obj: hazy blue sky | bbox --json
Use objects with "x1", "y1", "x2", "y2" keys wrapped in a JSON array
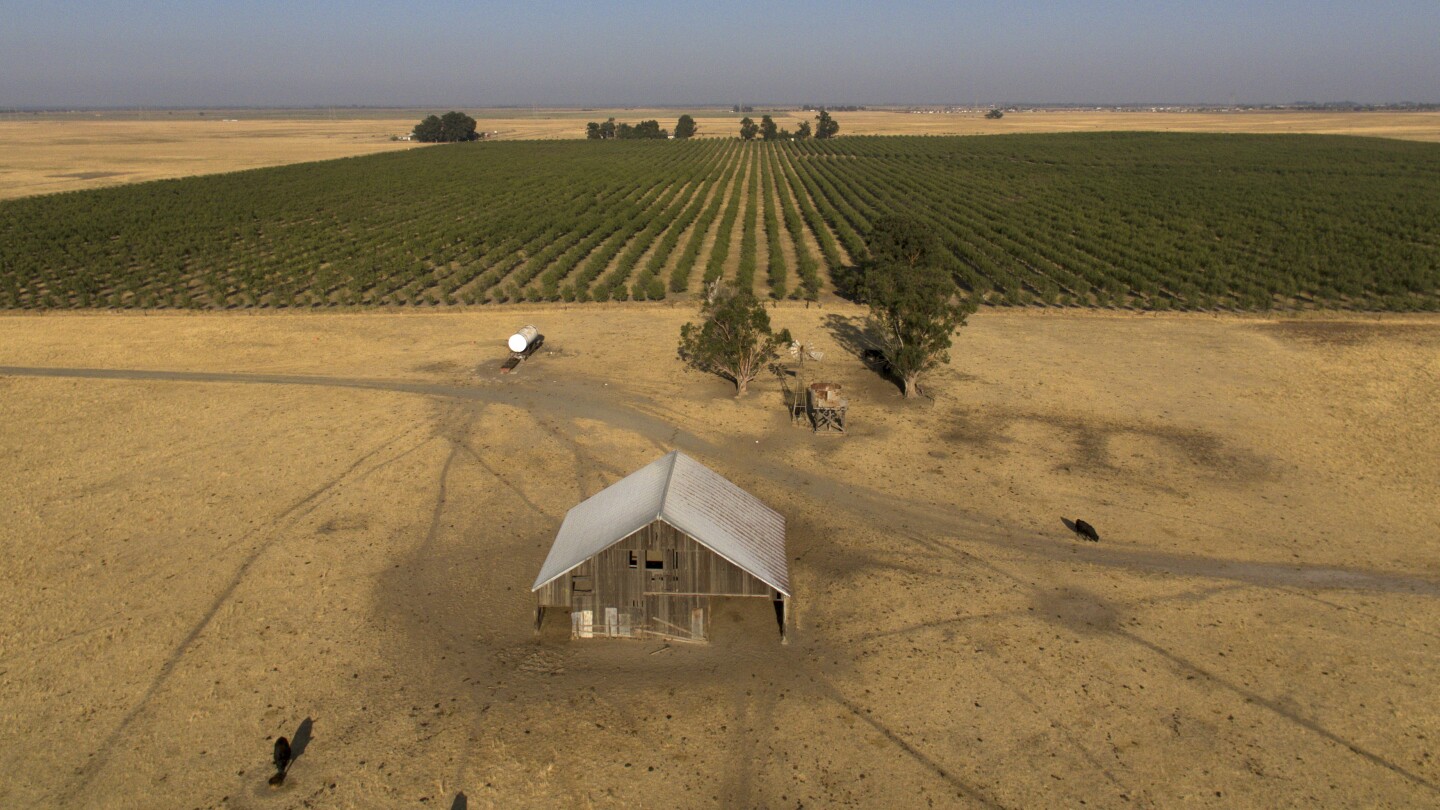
[{"x1": 2, "y1": 1, "x2": 1436, "y2": 107}]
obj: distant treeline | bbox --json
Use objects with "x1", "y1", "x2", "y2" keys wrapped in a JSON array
[
  {"x1": 585, "y1": 117, "x2": 679, "y2": 140},
  {"x1": 1, "y1": 133, "x2": 1437, "y2": 311}
]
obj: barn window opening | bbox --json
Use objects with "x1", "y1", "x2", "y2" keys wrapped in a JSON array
[
  {"x1": 627, "y1": 551, "x2": 638, "y2": 569},
  {"x1": 645, "y1": 550, "x2": 665, "y2": 570},
  {"x1": 572, "y1": 575, "x2": 592, "y2": 592}
]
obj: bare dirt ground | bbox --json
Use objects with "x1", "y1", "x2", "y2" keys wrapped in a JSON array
[
  {"x1": 2, "y1": 306, "x2": 1438, "y2": 808},
  {"x1": 4, "y1": 109, "x2": 1437, "y2": 200}
]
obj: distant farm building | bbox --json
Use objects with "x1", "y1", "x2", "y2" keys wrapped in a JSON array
[{"x1": 532, "y1": 451, "x2": 790, "y2": 643}]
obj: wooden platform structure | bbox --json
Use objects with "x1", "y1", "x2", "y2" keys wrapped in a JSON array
[
  {"x1": 499, "y1": 334, "x2": 544, "y2": 373},
  {"x1": 806, "y1": 382, "x2": 848, "y2": 434},
  {"x1": 777, "y1": 365, "x2": 849, "y2": 435}
]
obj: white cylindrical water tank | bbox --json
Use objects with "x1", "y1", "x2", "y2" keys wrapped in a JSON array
[{"x1": 507, "y1": 325, "x2": 539, "y2": 353}]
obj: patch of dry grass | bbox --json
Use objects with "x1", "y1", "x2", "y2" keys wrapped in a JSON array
[
  {"x1": 2, "y1": 306, "x2": 1438, "y2": 807},
  {"x1": 0, "y1": 119, "x2": 422, "y2": 200},
  {"x1": 3, "y1": 109, "x2": 1436, "y2": 200}
]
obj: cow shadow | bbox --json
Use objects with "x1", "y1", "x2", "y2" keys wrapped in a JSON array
[{"x1": 291, "y1": 717, "x2": 314, "y2": 761}]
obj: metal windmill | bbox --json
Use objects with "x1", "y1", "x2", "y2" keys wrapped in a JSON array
[{"x1": 784, "y1": 340, "x2": 824, "y2": 425}]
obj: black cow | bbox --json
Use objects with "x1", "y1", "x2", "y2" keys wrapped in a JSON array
[
  {"x1": 269, "y1": 736, "x2": 292, "y2": 786},
  {"x1": 861, "y1": 348, "x2": 890, "y2": 372},
  {"x1": 1073, "y1": 519, "x2": 1100, "y2": 542}
]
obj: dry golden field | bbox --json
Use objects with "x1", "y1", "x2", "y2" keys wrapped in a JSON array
[
  {"x1": 3, "y1": 109, "x2": 1438, "y2": 200},
  {"x1": 0, "y1": 118, "x2": 423, "y2": 200},
  {"x1": 2, "y1": 306, "x2": 1439, "y2": 808},
  {"x1": 865, "y1": 109, "x2": 1440, "y2": 140}
]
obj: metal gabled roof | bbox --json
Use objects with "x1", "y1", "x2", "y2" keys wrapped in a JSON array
[{"x1": 531, "y1": 451, "x2": 790, "y2": 597}]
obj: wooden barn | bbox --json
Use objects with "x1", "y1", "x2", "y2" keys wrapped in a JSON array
[{"x1": 531, "y1": 451, "x2": 790, "y2": 643}]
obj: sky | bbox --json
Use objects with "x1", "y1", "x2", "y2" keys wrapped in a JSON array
[{"x1": 2, "y1": 1, "x2": 1437, "y2": 108}]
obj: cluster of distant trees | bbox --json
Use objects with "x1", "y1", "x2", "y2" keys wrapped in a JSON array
[
  {"x1": 738, "y1": 110, "x2": 838, "y2": 141},
  {"x1": 586, "y1": 115, "x2": 698, "y2": 140},
  {"x1": 582, "y1": 110, "x2": 840, "y2": 142},
  {"x1": 412, "y1": 111, "x2": 482, "y2": 143},
  {"x1": 985, "y1": 109, "x2": 1005, "y2": 119},
  {"x1": 801, "y1": 104, "x2": 865, "y2": 112}
]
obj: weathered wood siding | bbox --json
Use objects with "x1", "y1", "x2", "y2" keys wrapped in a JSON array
[
  {"x1": 640, "y1": 521, "x2": 778, "y2": 597},
  {"x1": 535, "y1": 519, "x2": 779, "y2": 640}
]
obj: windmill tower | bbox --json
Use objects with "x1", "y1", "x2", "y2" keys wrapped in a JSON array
[{"x1": 784, "y1": 340, "x2": 824, "y2": 424}]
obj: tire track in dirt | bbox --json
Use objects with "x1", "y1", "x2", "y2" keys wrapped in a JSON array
[
  {"x1": 6, "y1": 364, "x2": 1439, "y2": 598},
  {"x1": 15, "y1": 362, "x2": 1440, "y2": 803},
  {"x1": 943, "y1": 542, "x2": 1440, "y2": 800},
  {"x1": 58, "y1": 421, "x2": 433, "y2": 804},
  {"x1": 809, "y1": 672, "x2": 1007, "y2": 808},
  {"x1": 456, "y1": 440, "x2": 556, "y2": 521}
]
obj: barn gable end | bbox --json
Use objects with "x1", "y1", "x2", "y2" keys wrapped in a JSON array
[{"x1": 532, "y1": 451, "x2": 789, "y2": 642}]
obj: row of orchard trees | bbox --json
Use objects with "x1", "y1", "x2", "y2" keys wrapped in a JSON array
[{"x1": 5, "y1": 133, "x2": 1435, "y2": 312}]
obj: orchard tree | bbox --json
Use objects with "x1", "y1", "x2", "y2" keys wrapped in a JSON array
[
  {"x1": 866, "y1": 213, "x2": 943, "y2": 271},
  {"x1": 739, "y1": 116, "x2": 759, "y2": 140},
  {"x1": 760, "y1": 115, "x2": 779, "y2": 141},
  {"x1": 678, "y1": 282, "x2": 792, "y2": 397},
  {"x1": 586, "y1": 121, "x2": 602, "y2": 139},
  {"x1": 674, "y1": 114, "x2": 698, "y2": 138},
  {"x1": 814, "y1": 109, "x2": 839, "y2": 138},
  {"x1": 858, "y1": 215, "x2": 976, "y2": 398}
]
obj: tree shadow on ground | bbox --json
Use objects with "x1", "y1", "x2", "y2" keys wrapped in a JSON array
[{"x1": 821, "y1": 312, "x2": 905, "y2": 395}]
